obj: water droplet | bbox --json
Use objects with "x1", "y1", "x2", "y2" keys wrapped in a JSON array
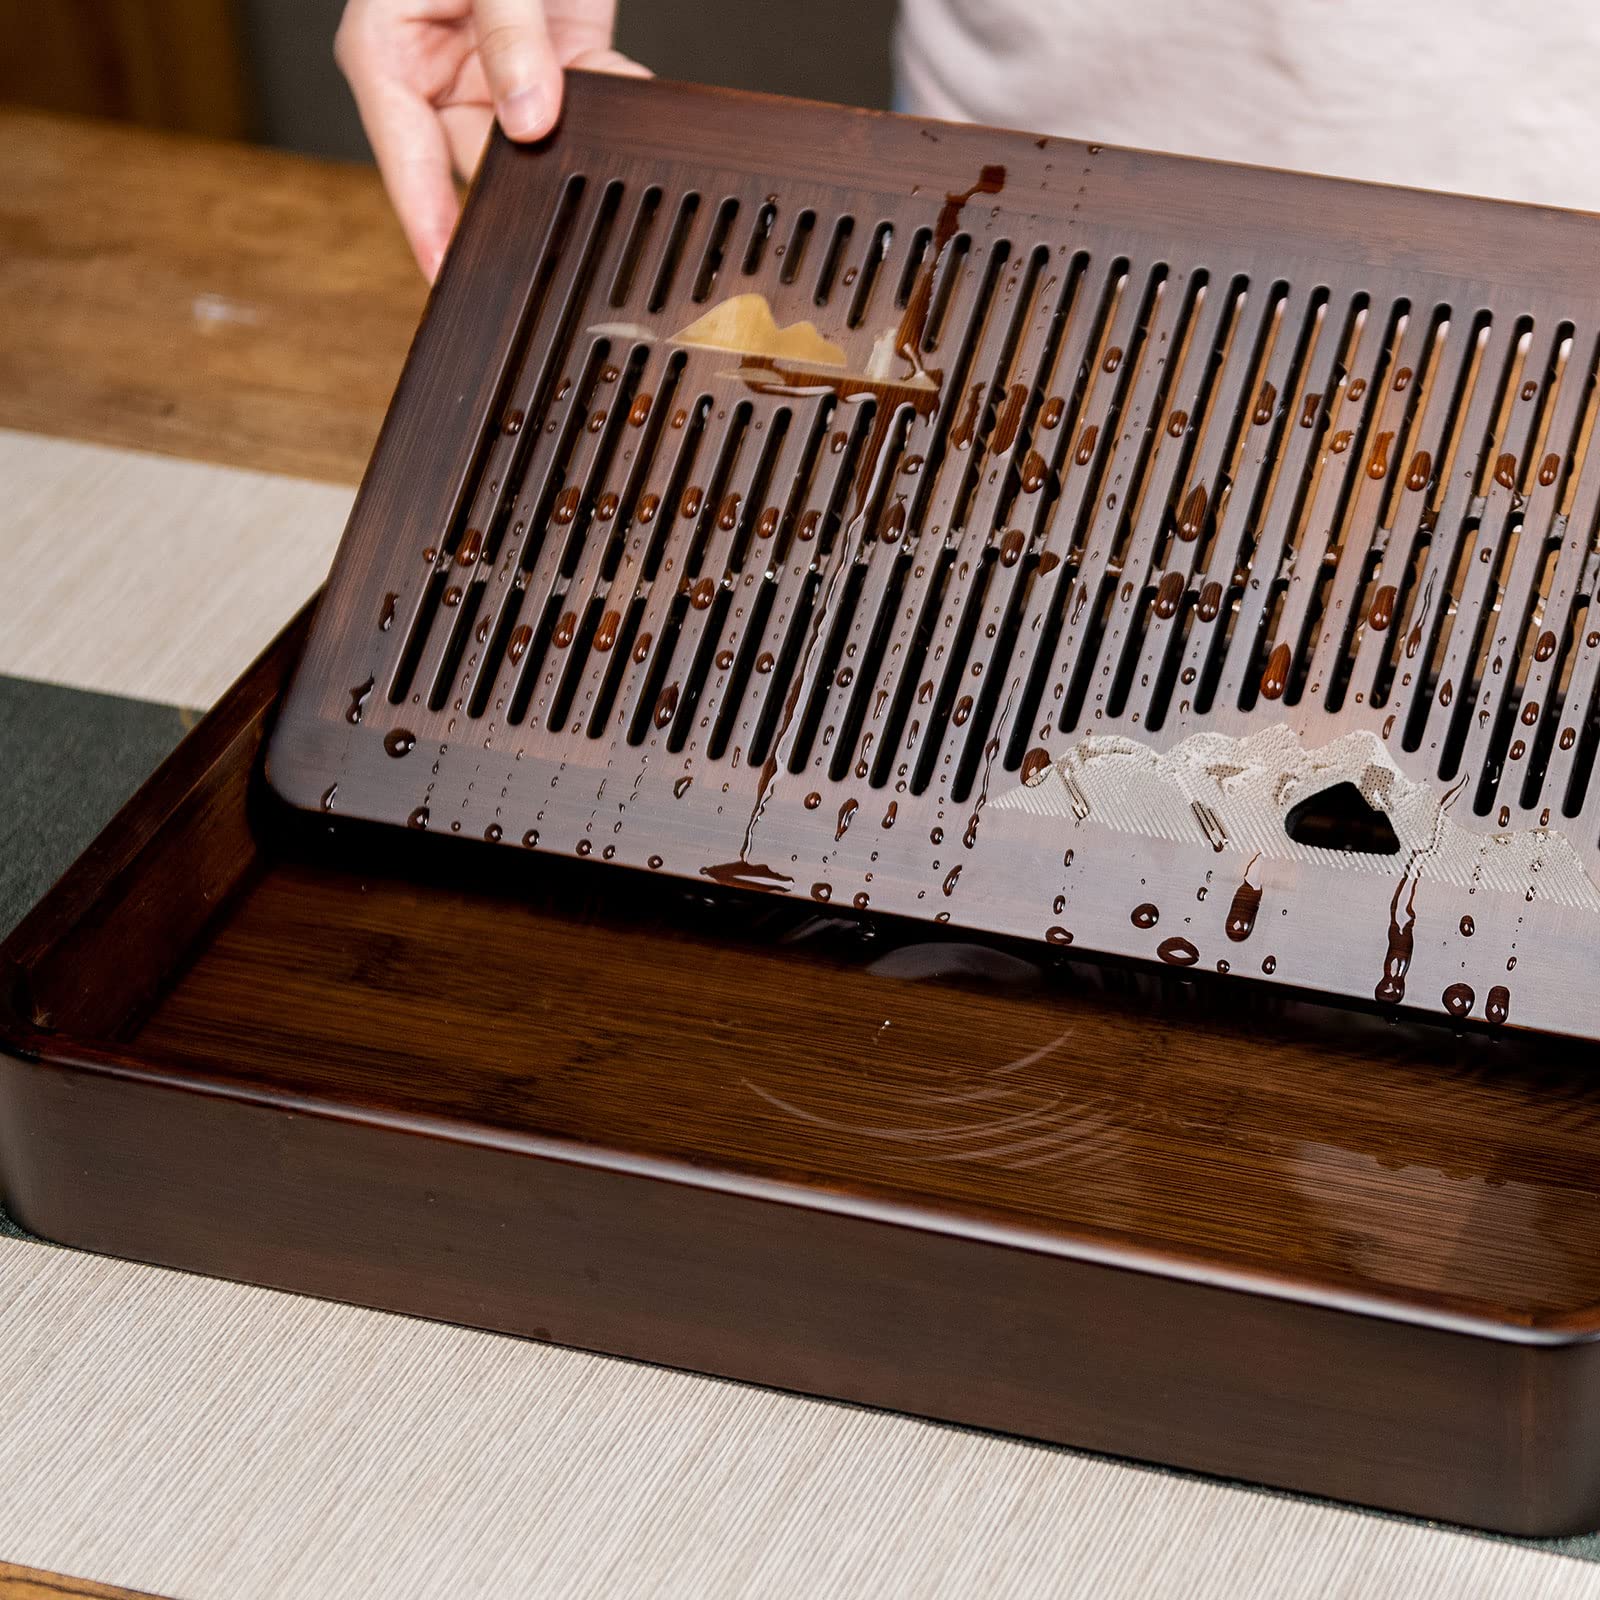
[
  {"x1": 1259, "y1": 643, "x2": 1291, "y2": 700},
  {"x1": 1226, "y1": 873, "x2": 1262, "y2": 941},
  {"x1": 1176, "y1": 484, "x2": 1208, "y2": 542},
  {"x1": 346, "y1": 677, "x2": 375, "y2": 724}
]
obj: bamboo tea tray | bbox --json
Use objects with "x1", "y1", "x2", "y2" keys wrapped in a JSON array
[{"x1": 11, "y1": 77, "x2": 1600, "y2": 1537}]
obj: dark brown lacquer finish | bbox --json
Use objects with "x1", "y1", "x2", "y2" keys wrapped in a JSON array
[
  {"x1": 269, "y1": 75, "x2": 1600, "y2": 1036},
  {"x1": 11, "y1": 612, "x2": 1600, "y2": 1533}
]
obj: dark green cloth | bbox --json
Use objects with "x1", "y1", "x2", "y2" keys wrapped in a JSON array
[
  {"x1": 0, "y1": 675, "x2": 191, "y2": 941},
  {"x1": 0, "y1": 674, "x2": 190, "y2": 1240}
]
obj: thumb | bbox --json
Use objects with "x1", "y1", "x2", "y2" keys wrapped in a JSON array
[{"x1": 473, "y1": 0, "x2": 563, "y2": 140}]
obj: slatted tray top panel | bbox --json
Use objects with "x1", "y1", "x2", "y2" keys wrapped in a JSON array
[{"x1": 268, "y1": 72, "x2": 1600, "y2": 1037}]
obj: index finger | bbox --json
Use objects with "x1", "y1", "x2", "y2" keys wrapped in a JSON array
[{"x1": 349, "y1": 74, "x2": 461, "y2": 282}]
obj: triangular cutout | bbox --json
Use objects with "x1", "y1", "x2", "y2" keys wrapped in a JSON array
[{"x1": 1283, "y1": 781, "x2": 1400, "y2": 855}]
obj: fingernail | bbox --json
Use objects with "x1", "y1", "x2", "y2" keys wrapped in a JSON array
[{"x1": 498, "y1": 87, "x2": 547, "y2": 140}]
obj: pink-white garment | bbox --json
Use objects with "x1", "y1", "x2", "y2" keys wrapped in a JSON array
[{"x1": 895, "y1": 0, "x2": 1600, "y2": 211}]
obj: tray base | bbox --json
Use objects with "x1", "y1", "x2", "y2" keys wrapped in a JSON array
[{"x1": 6, "y1": 617, "x2": 1600, "y2": 1536}]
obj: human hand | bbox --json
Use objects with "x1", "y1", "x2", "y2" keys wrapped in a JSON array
[{"x1": 336, "y1": 0, "x2": 648, "y2": 281}]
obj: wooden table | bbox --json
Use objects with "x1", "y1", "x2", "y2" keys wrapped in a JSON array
[{"x1": 0, "y1": 107, "x2": 421, "y2": 484}]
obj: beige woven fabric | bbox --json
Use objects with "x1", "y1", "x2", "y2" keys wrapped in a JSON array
[
  {"x1": 2, "y1": 434, "x2": 1598, "y2": 1597},
  {"x1": 0, "y1": 1238, "x2": 1595, "y2": 1600},
  {"x1": 0, "y1": 428, "x2": 352, "y2": 708}
]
